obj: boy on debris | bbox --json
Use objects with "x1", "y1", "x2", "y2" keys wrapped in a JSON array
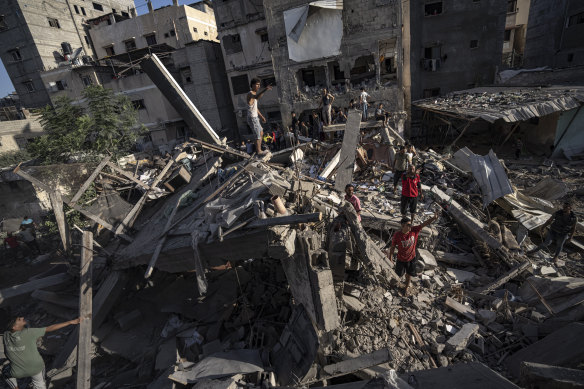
[
  {"x1": 527, "y1": 201, "x2": 577, "y2": 263},
  {"x1": 3, "y1": 316, "x2": 81, "y2": 389},
  {"x1": 392, "y1": 145, "x2": 408, "y2": 195},
  {"x1": 389, "y1": 211, "x2": 440, "y2": 296},
  {"x1": 400, "y1": 164, "x2": 422, "y2": 222},
  {"x1": 344, "y1": 184, "x2": 361, "y2": 221}
]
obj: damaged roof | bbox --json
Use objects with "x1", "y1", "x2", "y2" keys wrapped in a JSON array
[{"x1": 413, "y1": 86, "x2": 584, "y2": 123}]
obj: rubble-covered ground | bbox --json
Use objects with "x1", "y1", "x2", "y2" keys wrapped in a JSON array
[{"x1": 1, "y1": 124, "x2": 584, "y2": 389}]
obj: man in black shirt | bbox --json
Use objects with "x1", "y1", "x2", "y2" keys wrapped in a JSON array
[{"x1": 527, "y1": 201, "x2": 578, "y2": 262}]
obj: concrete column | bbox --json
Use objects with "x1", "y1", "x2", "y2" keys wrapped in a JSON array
[{"x1": 401, "y1": 0, "x2": 412, "y2": 137}]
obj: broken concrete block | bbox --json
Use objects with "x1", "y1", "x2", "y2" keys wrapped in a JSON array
[
  {"x1": 540, "y1": 266, "x2": 557, "y2": 276},
  {"x1": 309, "y1": 266, "x2": 340, "y2": 331},
  {"x1": 343, "y1": 295, "x2": 365, "y2": 312},
  {"x1": 418, "y1": 248, "x2": 438, "y2": 269},
  {"x1": 445, "y1": 323, "x2": 479, "y2": 356},
  {"x1": 477, "y1": 309, "x2": 497, "y2": 325}
]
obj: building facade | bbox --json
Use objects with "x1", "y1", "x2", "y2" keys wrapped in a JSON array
[
  {"x1": 0, "y1": 0, "x2": 136, "y2": 108},
  {"x1": 213, "y1": 0, "x2": 280, "y2": 135},
  {"x1": 523, "y1": 0, "x2": 584, "y2": 68},
  {"x1": 502, "y1": 0, "x2": 531, "y2": 68},
  {"x1": 409, "y1": 0, "x2": 507, "y2": 100},
  {"x1": 88, "y1": 1, "x2": 218, "y2": 60},
  {"x1": 265, "y1": 0, "x2": 403, "y2": 128}
]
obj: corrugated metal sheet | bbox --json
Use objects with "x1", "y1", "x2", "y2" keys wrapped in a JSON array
[{"x1": 469, "y1": 150, "x2": 513, "y2": 208}]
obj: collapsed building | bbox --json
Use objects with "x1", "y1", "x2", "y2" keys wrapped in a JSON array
[{"x1": 1, "y1": 101, "x2": 584, "y2": 387}]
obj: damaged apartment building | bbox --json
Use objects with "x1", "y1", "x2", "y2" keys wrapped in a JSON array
[
  {"x1": 37, "y1": 0, "x2": 237, "y2": 151},
  {"x1": 215, "y1": 0, "x2": 404, "y2": 136}
]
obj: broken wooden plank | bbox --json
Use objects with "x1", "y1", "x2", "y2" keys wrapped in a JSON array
[
  {"x1": 475, "y1": 261, "x2": 531, "y2": 294},
  {"x1": 115, "y1": 158, "x2": 175, "y2": 236},
  {"x1": 334, "y1": 110, "x2": 361, "y2": 191},
  {"x1": 49, "y1": 189, "x2": 71, "y2": 253},
  {"x1": 322, "y1": 348, "x2": 392, "y2": 378},
  {"x1": 69, "y1": 204, "x2": 133, "y2": 243},
  {"x1": 31, "y1": 290, "x2": 78, "y2": 309},
  {"x1": 407, "y1": 322, "x2": 438, "y2": 368},
  {"x1": 69, "y1": 156, "x2": 111, "y2": 206},
  {"x1": 190, "y1": 137, "x2": 251, "y2": 160},
  {"x1": 247, "y1": 212, "x2": 322, "y2": 228},
  {"x1": 106, "y1": 161, "x2": 152, "y2": 190},
  {"x1": 445, "y1": 296, "x2": 476, "y2": 321},
  {"x1": 0, "y1": 273, "x2": 70, "y2": 306},
  {"x1": 319, "y1": 149, "x2": 341, "y2": 179},
  {"x1": 77, "y1": 231, "x2": 93, "y2": 389}
]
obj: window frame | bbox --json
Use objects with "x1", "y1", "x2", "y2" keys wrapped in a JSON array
[
  {"x1": 424, "y1": 2, "x2": 443, "y2": 17},
  {"x1": 8, "y1": 48, "x2": 22, "y2": 61},
  {"x1": 23, "y1": 81, "x2": 35, "y2": 92},
  {"x1": 132, "y1": 99, "x2": 146, "y2": 110},
  {"x1": 145, "y1": 33, "x2": 157, "y2": 46},
  {"x1": 470, "y1": 39, "x2": 479, "y2": 49},
  {"x1": 47, "y1": 17, "x2": 61, "y2": 29},
  {"x1": 104, "y1": 45, "x2": 115, "y2": 56},
  {"x1": 92, "y1": 2, "x2": 104, "y2": 12},
  {"x1": 124, "y1": 39, "x2": 136, "y2": 52}
]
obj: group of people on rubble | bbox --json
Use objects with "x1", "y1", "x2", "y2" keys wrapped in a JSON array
[
  {"x1": 342, "y1": 141, "x2": 578, "y2": 297},
  {"x1": 244, "y1": 77, "x2": 393, "y2": 153},
  {"x1": 3, "y1": 216, "x2": 42, "y2": 260}
]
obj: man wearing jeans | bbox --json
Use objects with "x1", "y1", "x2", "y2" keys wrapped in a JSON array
[
  {"x1": 359, "y1": 87, "x2": 370, "y2": 121},
  {"x1": 3, "y1": 316, "x2": 81, "y2": 388},
  {"x1": 527, "y1": 201, "x2": 577, "y2": 263}
]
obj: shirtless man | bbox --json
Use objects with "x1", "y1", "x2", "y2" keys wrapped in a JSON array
[{"x1": 247, "y1": 78, "x2": 272, "y2": 155}]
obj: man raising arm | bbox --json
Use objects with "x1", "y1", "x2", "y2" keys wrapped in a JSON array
[{"x1": 247, "y1": 78, "x2": 272, "y2": 155}]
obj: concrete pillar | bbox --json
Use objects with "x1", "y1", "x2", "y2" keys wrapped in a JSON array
[
  {"x1": 401, "y1": 0, "x2": 412, "y2": 137},
  {"x1": 147, "y1": 1, "x2": 153, "y2": 13}
]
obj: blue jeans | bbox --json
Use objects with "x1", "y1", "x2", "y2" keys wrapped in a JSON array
[
  {"x1": 538, "y1": 229, "x2": 569, "y2": 258},
  {"x1": 362, "y1": 103, "x2": 368, "y2": 121}
]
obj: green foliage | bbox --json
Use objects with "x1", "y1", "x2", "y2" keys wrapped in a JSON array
[
  {"x1": 28, "y1": 85, "x2": 147, "y2": 164},
  {"x1": 0, "y1": 149, "x2": 32, "y2": 168}
]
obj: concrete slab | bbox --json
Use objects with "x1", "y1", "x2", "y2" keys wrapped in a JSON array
[
  {"x1": 334, "y1": 110, "x2": 361, "y2": 191},
  {"x1": 520, "y1": 361, "x2": 584, "y2": 388},
  {"x1": 445, "y1": 323, "x2": 479, "y2": 356},
  {"x1": 418, "y1": 248, "x2": 438, "y2": 269},
  {"x1": 401, "y1": 362, "x2": 520, "y2": 389},
  {"x1": 506, "y1": 323, "x2": 584, "y2": 377}
]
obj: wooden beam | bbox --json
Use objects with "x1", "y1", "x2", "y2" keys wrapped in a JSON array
[
  {"x1": 13, "y1": 165, "x2": 52, "y2": 192},
  {"x1": 500, "y1": 122, "x2": 521, "y2": 147},
  {"x1": 475, "y1": 261, "x2": 531, "y2": 294},
  {"x1": 190, "y1": 137, "x2": 251, "y2": 160},
  {"x1": 69, "y1": 156, "x2": 111, "y2": 206},
  {"x1": 77, "y1": 231, "x2": 93, "y2": 389},
  {"x1": 49, "y1": 189, "x2": 71, "y2": 254},
  {"x1": 407, "y1": 322, "x2": 438, "y2": 368},
  {"x1": 70, "y1": 204, "x2": 133, "y2": 243},
  {"x1": 106, "y1": 161, "x2": 152, "y2": 190},
  {"x1": 247, "y1": 212, "x2": 322, "y2": 228},
  {"x1": 0, "y1": 273, "x2": 70, "y2": 306}
]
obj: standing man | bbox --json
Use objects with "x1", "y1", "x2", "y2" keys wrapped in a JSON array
[
  {"x1": 401, "y1": 164, "x2": 422, "y2": 222},
  {"x1": 247, "y1": 78, "x2": 272, "y2": 155},
  {"x1": 318, "y1": 88, "x2": 335, "y2": 126},
  {"x1": 359, "y1": 87, "x2": 370, "y2": 121},
  {"x1": 20, "y1": 216, "x2": 36, "y2": 238},
  {"x1": 527, "y1": 201, "x2": 577, "y2": 263},
  {"x1": 388, "y1": 211, "x2": 440, "y2": 296},
  {"x1": 290, "y1": 111, "x2": 299, "y2": 135},
  {"x1": 392, "y1": 145, "x2": 408, "y2": 195},
  {"x1": 345, "y1": 184, "x2": 361, "y2": 221},
  {"x1": 3, "y1": 316, "x2": 81, "y2": 389},
  {"x1": 311, "y1": 111, "x2": 322, "y2": 141},
  {"x1": 17, "y1": 225, "x2": 40, "y2": 255}
]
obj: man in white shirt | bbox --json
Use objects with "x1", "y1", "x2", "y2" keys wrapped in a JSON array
[{"x1": 359, "y1": 87, "x2": 370, "y2": 121}]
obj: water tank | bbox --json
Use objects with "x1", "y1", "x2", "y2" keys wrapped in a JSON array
[{"x1": 61, "y1": 42, "x2": 73, "y2": 55}]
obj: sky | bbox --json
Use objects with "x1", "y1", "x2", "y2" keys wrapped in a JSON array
[{"x1": 0, "y1": 0, "x2": 200, "y2": 98}]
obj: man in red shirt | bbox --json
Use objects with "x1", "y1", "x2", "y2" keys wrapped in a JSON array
[
  {"x1": 401, "y1": 165, "x2": 422, "y2": 222},
  {"x1": 345, "y1": 184, "x2": 362, "y2": 221},
  {"x1": 388, "y1": 211, "x2": 439, "y2": 296}
]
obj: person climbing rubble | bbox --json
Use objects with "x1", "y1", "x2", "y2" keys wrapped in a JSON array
[
  {"x1": 345, "y1": 184, "x2": 361, "y2": 221},
  {"x1": 527, "y1": 201, "x2": 577, "y2": 263},
  {"x1": 400, "y1": 164, "x2": 423, "y2": 222},
  {"x1": 3, "y1": 316, "x2": 81, "y2": 389},
  {"x1": 388, "y1": 211, "x2": 440, "y2": 296}
]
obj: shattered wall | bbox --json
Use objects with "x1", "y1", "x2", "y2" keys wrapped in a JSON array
[
  {"x1": 264, "y1": 0, "x2": 403, "y2": 126},
  {"x1": 410, "y1": 0, "x2": 507, "y2": 100}
]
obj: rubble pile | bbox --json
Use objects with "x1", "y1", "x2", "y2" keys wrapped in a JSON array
[{"x1": 1, "y1": 124, "x2": 584, "y2": 389}]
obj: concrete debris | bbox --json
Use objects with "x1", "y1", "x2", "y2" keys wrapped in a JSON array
[{"x1": 2, "y1": 107, "x2": 584, "y2": 389}]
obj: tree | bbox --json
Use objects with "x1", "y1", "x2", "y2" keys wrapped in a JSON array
[{"x1": 29, "y1": 85, "x2": 146, "y2": 164}]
